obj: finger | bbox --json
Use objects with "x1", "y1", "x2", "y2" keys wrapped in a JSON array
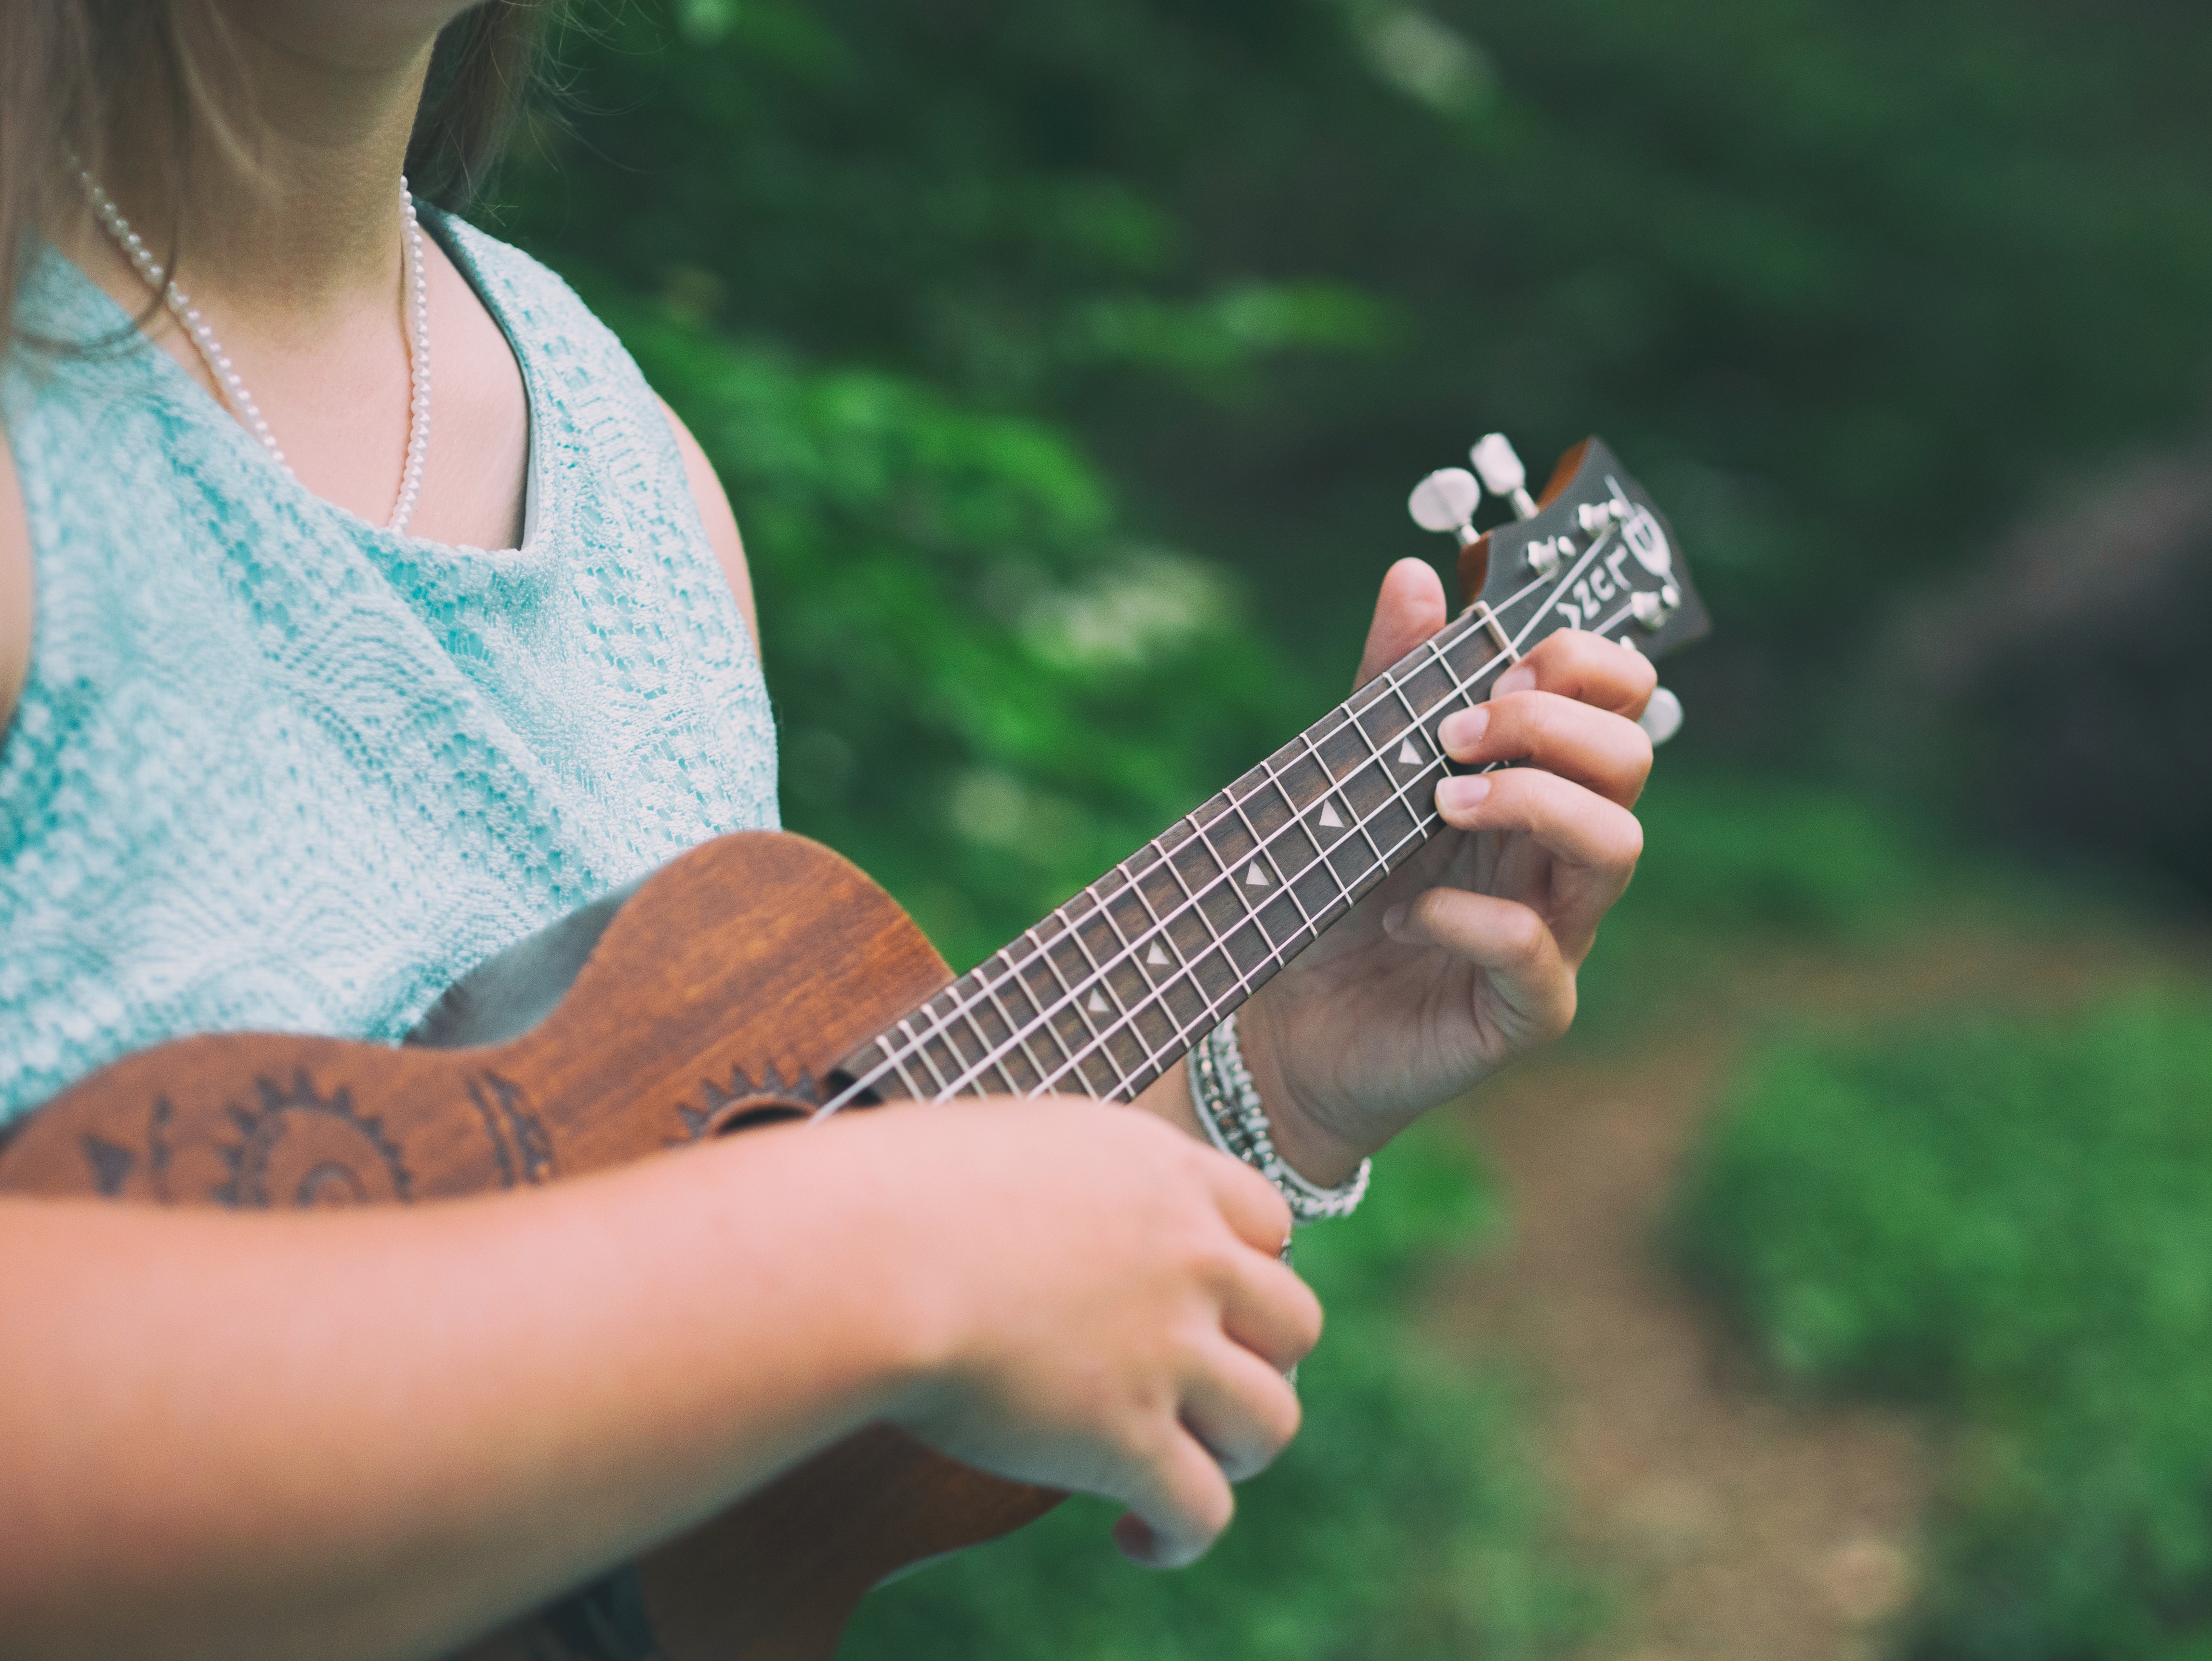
[
  {"x1": 1382, "y1": 888, "x2": 1577, "y2": 1046},
  {"x1": 1438, "y1": 691, "x2": 1653, "y2": 806},
  {"x1": 1111, "y1": 1427, "x2": 1236, "y2": 1569},
  {"x1": 1178, "y1": 1342, "x2": 1304, "y2": 1483},
  {"x1": 1489, "y1": 629, "x2": 1657, "y2": 718},
  {"x1": 1433, "y1": 768, "x2": 1644, "y2": 890},
  {"x1": 1217, "y1": 1249, "x2": 1324, "y2": 1374},
  {"x1": 1353, "y1": 558, "x2": 1448, "y2": 688},
  {"x1": 1193, "y1": 1143, "x2": 1295, "y2": 1256}
]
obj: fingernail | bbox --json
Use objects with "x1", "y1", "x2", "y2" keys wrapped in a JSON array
[
  {"x1": 1438, "y1": 707, "x2": 1489, "y2": 753},
  {"x1": 1437, "y1": 774, "x2": 1492, "y2": 816},
  {"x1": 1495, "y1": 663, "x2": 1537, "y2": 698},
  {"x1": 1382, "y1": 902, "x2": 1409, "y2": 936}
]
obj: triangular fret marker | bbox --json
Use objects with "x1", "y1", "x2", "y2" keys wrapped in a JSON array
[
  {"x1": 1087, "y1": 989, "x2": 1109, "y2": 1014},
  {"x1": 1245, "y1": 861, "x2": 1270, "y2": 888},
  {"x1": 1318, "y1": 802, "x2": 1343, "y2": 829},
  {"x1": 1397, "y1": 738, "x2": 1422, "y2": 765},
  {"x1": 1146, "y1": 943, "x2": 1170, "y2": 967}
]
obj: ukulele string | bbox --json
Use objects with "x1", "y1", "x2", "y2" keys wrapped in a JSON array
[
  {"x1": 1504, "y1": 521, "x2": 1623, "y2": 658},
  {"x1": 814, "y1": 561, "x2": 1581, "y2": 1119},
  {"x1": 918, "y1": 528, "x2": 1656, "y2": 1110},
  {"x1": 817, "y1": 545, "x2": 1629, "y2": 1119},
  {"x1": 863, "y1": 541, "x2": 1611, "y2": 1109},
  {"x1": 822, "y1": 627, "x2": 1513, "y2": 1116}
]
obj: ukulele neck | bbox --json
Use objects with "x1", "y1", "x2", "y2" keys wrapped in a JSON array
[
  {"x1": 829, "y1": 606, "x2": 1513, "y2": 1110},
  {"x1": 820, "y1": 436, "x2": 1702, "y2": 1115}
]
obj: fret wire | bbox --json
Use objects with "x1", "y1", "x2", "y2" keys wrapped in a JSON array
[
  {"x1": 918, "y1": 975, "x2": 1020, "y2": 1098},
  {"x1": 1092, "y1": 891, "x2": 1135, "y2": 950},
  {"x1": 894, "y1": 955, "x2": 1013, "y2": 1097},
  {"x1": 1385, "y1": 669, "x2": 1427, "y2": 740},
  {"x1": 1027, "y1": 924, "x2": 1108, "y2": 1046},
  {"x1": 943, "y1": 986, "x2": 1024, "y2": 1097},
  {"x1": 1059, "y1": 912, "x2": 1132, "y2": 1048},
  {"x1": 832, "y1": 606, "x2": 1527, "y2": 1112},
  {"x1": 954, "y1": 645, "x2": 1501, "y2": 1103},
  {"x1": 1424, "y1": 631, "x2": 1482, "y2": 726},
  {"x1": 1125, "y1": 863, "x2": 1168, "y2": 935},
  {"x1": 1224, "y1": 792, "x2": 1279, "y2": 889},
  {"x1": 1225, "y1": 788, "x2": 1315, "y2": 960},
  {"x1": 1045, "y1": 919, "x2": 1139, "y2": 1096},
  {"x1": 1294, "y1": 730, "x2": 1366, "y2": 919},
  {"x1": 895, "y1": 1016, "x2": 956, "y2": 1095},
  {"x1": 1037, "y1": 883, "x2": 1273, "y2": 1101},
  {"x1": 1189, "y1": 812, "x2": 1240, "y2": 893},
  {"x1": 1033, "y1": 852, "x2": 1263, "y2": 1098},
  {"x1": 976, "y1": 975, "x2": 1055, "y2": 1088},
  {"x1": 1000, "y1": 624, "x2": 1506, "y2": 1098},
  {"x1": 1239, "y1": 758, "x2": 1323, "y2": 944}
]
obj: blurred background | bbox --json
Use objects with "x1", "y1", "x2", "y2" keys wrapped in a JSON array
[{"x1": 487, "y1": 2, "x2": 2212, "y2": 1655}]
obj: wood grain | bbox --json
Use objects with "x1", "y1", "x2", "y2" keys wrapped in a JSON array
[{"x1": 0, "y1": 831, "x2": 1063, "y2": 1661}]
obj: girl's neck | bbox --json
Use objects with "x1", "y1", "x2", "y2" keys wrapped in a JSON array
[{"x1": 60, "y1": 12, "x2": 439, "y2": 330}]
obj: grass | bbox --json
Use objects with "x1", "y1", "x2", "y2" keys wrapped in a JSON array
[
  {"x1": 1679, "y1": 995, "x2": 2212, "y2": 1660},
  {"x1": 842, "y1": 1119, "x2": 1598, "y2": 1660}
]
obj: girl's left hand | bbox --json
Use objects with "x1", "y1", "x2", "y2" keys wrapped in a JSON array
[{"x1": 1237, "y1": 557, "x2": 1657, "y2": 1184}]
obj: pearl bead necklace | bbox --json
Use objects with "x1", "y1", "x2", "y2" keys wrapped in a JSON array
[{"x1": 78, "y1": 171, "x2": 433, "y2": 536}]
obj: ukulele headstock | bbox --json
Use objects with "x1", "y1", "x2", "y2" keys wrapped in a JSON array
[{"x1": 1408, "y1": 434, "x2": 1710, "y2": 668}]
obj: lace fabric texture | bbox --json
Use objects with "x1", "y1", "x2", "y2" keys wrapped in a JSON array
[{"x1": 0, "y1": 213, "x2": 779, "y2": 1127}]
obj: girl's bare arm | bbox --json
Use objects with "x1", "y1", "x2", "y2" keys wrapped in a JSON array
[{"x1": 0, "y1": 1100, "x2": 1315, "y2": 1661}]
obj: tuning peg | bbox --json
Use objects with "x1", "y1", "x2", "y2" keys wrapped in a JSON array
[
  {"x1": 1638, "y1": 686, "x2": 1683, "y2": 746},
  {"x1": 1407, "y1": 467, "x2": 1483, "y2": 547},
  {"x1": 1470, "y1": 433, "x2": 1540, "y2": 520}
]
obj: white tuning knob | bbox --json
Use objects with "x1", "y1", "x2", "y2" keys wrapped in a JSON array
[
  {"x1": 1638, "y1": 686, "x2": 1683, "y2": 746},
  {"x1": 1407, "y1": 467, "x2": 1483, "y2": 545},
  {"x1": 1471, "y1": 433, "x2": 1540, "y2": 520}
]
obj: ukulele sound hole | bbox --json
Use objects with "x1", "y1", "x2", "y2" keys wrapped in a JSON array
[{"x1": 708, "y1": 1102, "x2": 809, "y2": 1136}]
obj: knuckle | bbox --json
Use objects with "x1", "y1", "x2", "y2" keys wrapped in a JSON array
[
  {"x1": 1410, "y1": 885, "x2": 1460, "y2": 936},
  {"x1": 1625, "y1": 721, "x2": 1655, "y2": 775},
  {"x1": 1191, "y1": 1474, "x2": 1235, "y2": 1538},
  {"x1": 1188, "y1": 1237, "x2": 1242, "y2": 1291},
  {"x1": 1292, "y1": 1284, "x2": 1325, "y2": 1354},
  {"x1": 1614, "y1": 809, "x2": 1646, "y2": 869},
  {"x1": 1535, "y1": 979, "x2": 1579, "y2": 1046},
  {"x1": 1499, "y1": 904, "x2": 1551, "y2": 965}
]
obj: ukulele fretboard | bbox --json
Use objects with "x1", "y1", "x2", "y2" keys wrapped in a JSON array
[
  {"x1": 831, "y1": 604, "x2": 1520, "y2": 1107},
  {"x1": 820, "y1": 443, "x2": 1693, "y2": 1116}
]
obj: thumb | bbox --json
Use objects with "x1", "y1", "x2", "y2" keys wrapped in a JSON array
[{"x1": 1354, "y1": 557, "x2": 1448, "y2": 688}]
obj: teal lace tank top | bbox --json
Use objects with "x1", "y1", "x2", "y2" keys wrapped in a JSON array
[{"x1": 0, "y1": 213, "x2": 779, "y2": 1129}]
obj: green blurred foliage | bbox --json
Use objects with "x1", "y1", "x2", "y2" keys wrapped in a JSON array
[
  {"x1": 498, "y1": 0, "x2": 2212, "y2": 777},
  {"x1": 483, "y1": 0, "x2": 2212, "y2": 943},
  {"x1": 576, "y1": 280, "x2": 1299, "y2": 964},
  {"x1": 844, "y1": 1120, "x2": 1597, "y2": 1661},
  {"x1": 472, "y1": 2, "x2": 2212, "y2": 1653},
  {"x1": 1680, "y1": 1001, "x2": 2212, "y2": 1660},
  {"x1": 1569, "y1": 765, "x2": 1970, "y2": 1045}
]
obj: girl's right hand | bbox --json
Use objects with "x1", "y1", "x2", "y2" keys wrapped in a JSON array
[{"x1": 847, "y1": 1097, "x2": 1321, "y2": 1568}]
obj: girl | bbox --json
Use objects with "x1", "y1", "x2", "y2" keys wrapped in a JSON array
[{"x1": 0, "y1": 4, "x2": 1658, "y2": 1656}]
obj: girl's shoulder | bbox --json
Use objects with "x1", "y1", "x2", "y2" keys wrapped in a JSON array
[{"x1": 426, "y1": 212, "x2": 632, "y2": 375}]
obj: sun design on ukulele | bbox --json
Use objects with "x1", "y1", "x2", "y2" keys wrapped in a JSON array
[
  {"x1": 671, "y1": 1063, "x2": 820, "y2": 1144},
  {"x1": 213, "y1": 1071, "x2": 412, "y2": 1209}
]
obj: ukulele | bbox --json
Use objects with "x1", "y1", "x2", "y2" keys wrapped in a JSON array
[{"x1": 0, "y1": 434, "x2": 1707, "y2": 1661}]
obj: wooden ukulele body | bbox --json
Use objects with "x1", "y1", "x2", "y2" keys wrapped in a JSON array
[{"x1": 0, "y1": 831, "x2": 1061, "y2": 1661}]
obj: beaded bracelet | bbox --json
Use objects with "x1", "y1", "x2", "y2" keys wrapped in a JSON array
[{"x1": 1187, "y1": 1014, "x2": 1371, "y2": 1225}]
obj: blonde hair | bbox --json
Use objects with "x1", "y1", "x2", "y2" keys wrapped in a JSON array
[{"x1": 0, "y1": 1, "x2": 556, "y2": 339}]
